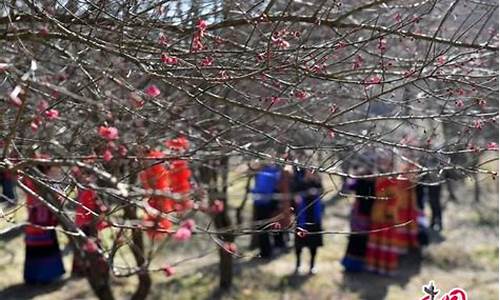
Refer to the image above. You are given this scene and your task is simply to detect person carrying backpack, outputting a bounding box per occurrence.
[252,163,282,258]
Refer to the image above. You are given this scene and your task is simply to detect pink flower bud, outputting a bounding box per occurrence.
[487,142,498,151]
[145,85,161,97]
[294,90,308,100]
[161,54,178,65]
[173,227,192,242]
[158,33,168,46]
[98,126,119,141]
[201,56,214,66]
[44,109,59,120]
[223,242,237,253]
[436,55,447,66]
[196,19,208,32]
[162,264,175,277]
[474,120,483,130]
[103,149,113,162]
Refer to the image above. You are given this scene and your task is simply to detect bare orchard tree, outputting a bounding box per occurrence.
[0,0,498,299]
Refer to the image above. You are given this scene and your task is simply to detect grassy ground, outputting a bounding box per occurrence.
[0,173,498,300]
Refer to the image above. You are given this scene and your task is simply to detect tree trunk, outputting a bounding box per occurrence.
[474,173,480,203]
[219,247,233,290]
[85,258,115,300]
[124,162,152,300]
[199,158,234,290]
[123,206,152,300]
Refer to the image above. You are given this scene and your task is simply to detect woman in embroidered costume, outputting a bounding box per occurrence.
[393,169,420,254]
[22,164,65,284]
[365,156,421,275]
[365,174,400,275]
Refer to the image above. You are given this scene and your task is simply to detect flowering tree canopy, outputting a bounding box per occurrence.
[0,0,498,299]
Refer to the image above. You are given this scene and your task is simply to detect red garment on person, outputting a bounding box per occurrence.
[23,178,58,241]
[139,150,174,239]
[75,188,106,230]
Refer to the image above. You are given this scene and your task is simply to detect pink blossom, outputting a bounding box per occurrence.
[477,99,487,108]
[334,41,347,49]
[364,75,382,87]
[270,96,282,105]
[210,200,224,214]
[162,264,175,277]
[192,35,204,51]
[161,53,178,65]
[436,55,447,66]
[294,90,308,100]
[403,69,415,78]
[201,56,214,66]
[181,219,196,231]
[196,19,208,34]
[272,37,290,49]
[352,55,364,70]
[103,149,113,162]
[223,242,237,254]
[173,227,192,242]
[310,64,325,74]
[378,38,387,53]
[158,33,168,46]
[394,12,402,23]
[218,70,229,81]
[487,142,498,151]
[455,100,464,108]
[30,120,40,132]
[474,120,483,130]
[328,130,335,139]
[145,85,161,97]
[44,109,59,120]
[98,126,119,141]
[256,52,270,62]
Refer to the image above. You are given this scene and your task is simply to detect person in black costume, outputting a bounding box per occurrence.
[293,168,324,274]
[341,170,375,272]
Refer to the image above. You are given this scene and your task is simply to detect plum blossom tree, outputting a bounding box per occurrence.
[0,0,498,299]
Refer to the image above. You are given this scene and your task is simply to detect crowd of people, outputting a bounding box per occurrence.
[0,150,444,285]
[249,152,443,277]
[340,155,443,276]
[250,160,325,274]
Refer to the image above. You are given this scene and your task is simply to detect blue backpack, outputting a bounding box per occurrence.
[252,165,281,206]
